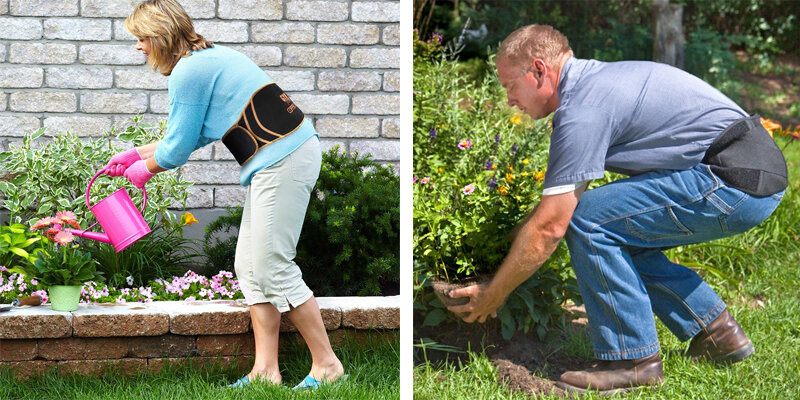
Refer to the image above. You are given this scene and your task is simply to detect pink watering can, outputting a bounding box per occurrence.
[65,169,151,252]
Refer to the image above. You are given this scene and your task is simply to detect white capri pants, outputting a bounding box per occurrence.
[234,136,321,312]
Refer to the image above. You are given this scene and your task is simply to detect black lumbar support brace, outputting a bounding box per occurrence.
[222,83,305,165]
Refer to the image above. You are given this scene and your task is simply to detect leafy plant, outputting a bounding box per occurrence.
[0,223,46,271]
[296,147,400,297]
[87,212,198,288]
[0,116,191,227]
[28,244,103,287]
[202,206,243,277]
[413,49,579,339]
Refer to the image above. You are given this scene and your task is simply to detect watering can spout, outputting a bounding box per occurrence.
[67,229,112,244]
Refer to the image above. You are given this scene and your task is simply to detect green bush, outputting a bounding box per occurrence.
[0,116,195,287]
[297,147,400,296]
[413,45,579,339]
[201,150,400,297]
[202,206,243,277]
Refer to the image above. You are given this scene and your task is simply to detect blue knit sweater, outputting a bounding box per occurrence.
[153,44,317,186]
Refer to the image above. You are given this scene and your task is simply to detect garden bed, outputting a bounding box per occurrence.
[414,304,590,398]
[0,296,399,379]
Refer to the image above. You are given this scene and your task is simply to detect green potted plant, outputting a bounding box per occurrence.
[26,212,104,311]
[413,39,579,339]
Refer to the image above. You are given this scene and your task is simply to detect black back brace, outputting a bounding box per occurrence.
[221,83,305,165]
[702,114,788,197]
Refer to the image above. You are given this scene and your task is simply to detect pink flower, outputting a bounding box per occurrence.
[54,230,74,245]
[457,139,472,150]
[31,217,57,231]
[421,177,430,185]
[32,290,47,304]
[462,184,475,195]
[56,211,80,229]
[413,176,419,183]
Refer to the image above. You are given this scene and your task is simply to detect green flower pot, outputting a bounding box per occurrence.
[49,285,82,311]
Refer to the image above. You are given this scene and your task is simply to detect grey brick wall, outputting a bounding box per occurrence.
[0,0,400,214]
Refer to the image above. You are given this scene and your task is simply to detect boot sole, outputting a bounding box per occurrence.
[556,381,663,397]
[712,342,755,364]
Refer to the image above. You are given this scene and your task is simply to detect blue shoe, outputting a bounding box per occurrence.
[228,376,250,388]
[292,374,349,390]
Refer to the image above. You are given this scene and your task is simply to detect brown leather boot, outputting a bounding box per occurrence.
[556,352,664,396]
[685,308,754,364]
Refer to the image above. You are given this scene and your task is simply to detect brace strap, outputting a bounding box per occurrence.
[221,83,305,165]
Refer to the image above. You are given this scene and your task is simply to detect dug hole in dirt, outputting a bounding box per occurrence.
[414,303,592,398]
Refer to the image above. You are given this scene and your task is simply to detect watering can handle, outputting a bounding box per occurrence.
[85,168,148,213]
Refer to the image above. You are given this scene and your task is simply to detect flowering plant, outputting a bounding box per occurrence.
[22,212,104,287]
[0,266,48,304]
[413,57,560,282]
[413,43,579,339]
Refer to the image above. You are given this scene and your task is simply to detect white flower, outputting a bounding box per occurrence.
[126,276,134,286]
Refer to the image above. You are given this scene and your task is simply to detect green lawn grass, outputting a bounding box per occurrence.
[1,332,399,400]
[415,137,800,400]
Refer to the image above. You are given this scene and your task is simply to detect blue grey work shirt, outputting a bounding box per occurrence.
[543,57,748,191]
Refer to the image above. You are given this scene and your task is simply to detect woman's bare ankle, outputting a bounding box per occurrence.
[247,368,281,385]
[310,357,344,382]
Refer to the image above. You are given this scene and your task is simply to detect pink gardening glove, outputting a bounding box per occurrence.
[105,148,142,177]
[123,159,155,189]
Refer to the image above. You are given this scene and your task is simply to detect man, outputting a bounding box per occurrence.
[447,24,787,395]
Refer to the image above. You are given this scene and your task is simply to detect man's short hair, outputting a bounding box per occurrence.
[497,24,572,69]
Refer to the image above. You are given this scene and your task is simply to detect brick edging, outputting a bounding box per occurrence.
[0,296,399,378]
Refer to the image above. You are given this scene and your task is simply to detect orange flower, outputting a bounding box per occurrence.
[510,116,522,125]
[505,172,514,182]
[498,186,508,195]
[534,170,546,182]
[760,117,781,137]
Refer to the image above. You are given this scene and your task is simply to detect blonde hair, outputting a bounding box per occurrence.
[125,0,213,76]
[497,25,572,70]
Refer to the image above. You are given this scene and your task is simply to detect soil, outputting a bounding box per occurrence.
[414,304,591,398]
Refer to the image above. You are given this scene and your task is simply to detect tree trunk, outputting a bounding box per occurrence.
[653,0,684,69]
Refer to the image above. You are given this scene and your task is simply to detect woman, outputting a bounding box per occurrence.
[107,0,345,390]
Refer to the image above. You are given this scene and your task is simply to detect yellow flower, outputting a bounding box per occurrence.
[507,165,513,171]
[522,158,530,165]
[498,186,508,195]
[491,164,497,170]
[438,167,444,173]
[510,116,522,125]
[182,212,199,226]
[505,172,514,182]
[534,170,546,181]
[520,171,529,177]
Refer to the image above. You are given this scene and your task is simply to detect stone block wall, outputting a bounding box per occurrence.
[0,296,399,379]
[0,0,400,211]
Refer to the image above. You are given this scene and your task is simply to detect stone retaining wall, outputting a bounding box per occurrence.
[0,296,399,378]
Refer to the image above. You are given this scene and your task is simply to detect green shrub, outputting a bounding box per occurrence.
[413,53,579,339]
[201,150,400,297]
[297,147,400,297]
[202,206,242,277]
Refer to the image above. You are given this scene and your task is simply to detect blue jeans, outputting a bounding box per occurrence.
[564,164,783,360]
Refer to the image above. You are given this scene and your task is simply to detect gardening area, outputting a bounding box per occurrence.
[413,1,800,399]
[0,118,400,398]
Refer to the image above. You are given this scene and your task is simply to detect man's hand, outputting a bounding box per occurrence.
[446,283,505,323]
